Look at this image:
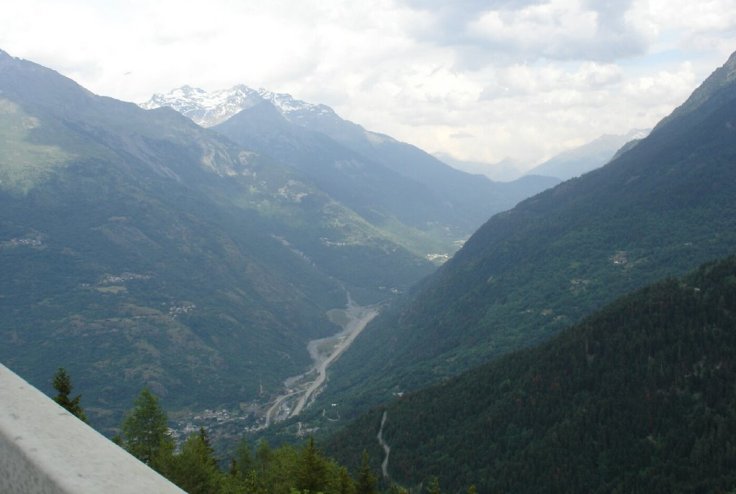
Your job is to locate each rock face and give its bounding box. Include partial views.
[140,85,288,127]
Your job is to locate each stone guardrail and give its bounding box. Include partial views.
[0,363,185,493]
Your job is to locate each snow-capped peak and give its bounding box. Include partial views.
[140,85,336,128]
[257,89,334,118]
[141,85,263,127]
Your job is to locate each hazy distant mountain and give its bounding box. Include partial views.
[313,49,736,428]
[525,129,650,181]
[145,86,559,257]
[0,49,434,430]
[434,153,525,182]
[328,255,736,492]
[213,101,464,255]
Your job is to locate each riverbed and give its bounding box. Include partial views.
[262,297,379,427]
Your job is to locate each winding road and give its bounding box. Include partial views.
[377,410,391,479]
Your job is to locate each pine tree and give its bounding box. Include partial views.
[52,367,87,422]
[256,439,273,475]
[426,477,441,494]
[355,451,378,494]
[120,388,173,469]
[337,466,356,494]
[388,483,409,494]
[296,436,328,493]
[165,429,222,494]
[234,437,254,479]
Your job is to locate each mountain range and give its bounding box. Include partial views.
[0,47,559,432]
[436,129,650,183]
[0,49,439,430]
[525,128,650,181]
[312,49,736,492]
[143,86,560,258]
[141,85,334,129]
[5,43,736,493]
[433,154,525,182]
[296,49,736,435]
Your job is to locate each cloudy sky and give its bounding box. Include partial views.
[2,0,736,171]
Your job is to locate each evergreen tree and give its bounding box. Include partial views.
[52,367,87,422]
[120,388,173,469]
[388,483,408,494]
[165,429,222,494]
[256,439,273,475]
[426,477,441,494]
[337,466,356,494]
[296,437,328,493]
[234,437,254,479]
[355,451,378,494]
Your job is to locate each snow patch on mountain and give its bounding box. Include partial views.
[257,89,332,117]
[141,85,262,127]
[141,85,335,128]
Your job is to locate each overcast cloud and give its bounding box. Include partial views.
[1,0,735,168]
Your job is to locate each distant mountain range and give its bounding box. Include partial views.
[304,49,736,435]
[525,128,650,181]
[141,85,334,129]
[433,153,525,182]
[436,129,650,183]
[143,87,560,258]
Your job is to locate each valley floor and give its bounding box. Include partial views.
[264,297,380,426]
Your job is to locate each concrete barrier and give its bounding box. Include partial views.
[0,363,185,493]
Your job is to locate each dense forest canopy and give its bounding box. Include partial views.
[327,255,736,493]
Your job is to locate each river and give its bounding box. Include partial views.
[262,297,379,427]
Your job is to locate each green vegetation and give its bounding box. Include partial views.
[120,388,172,468]
[52,367,87,422]
[116,388,389,494]
[0,98,73,193]
[7,46,736,494]
[0,49,434,433]
[327,255,736,492]
[355,451,379,494]
[317,50,736,426]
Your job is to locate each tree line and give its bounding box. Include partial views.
[52,368,473,493]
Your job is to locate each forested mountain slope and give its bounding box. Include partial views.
[319,50,736,421]
[0,49,432,430]
[328,254,736,493]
